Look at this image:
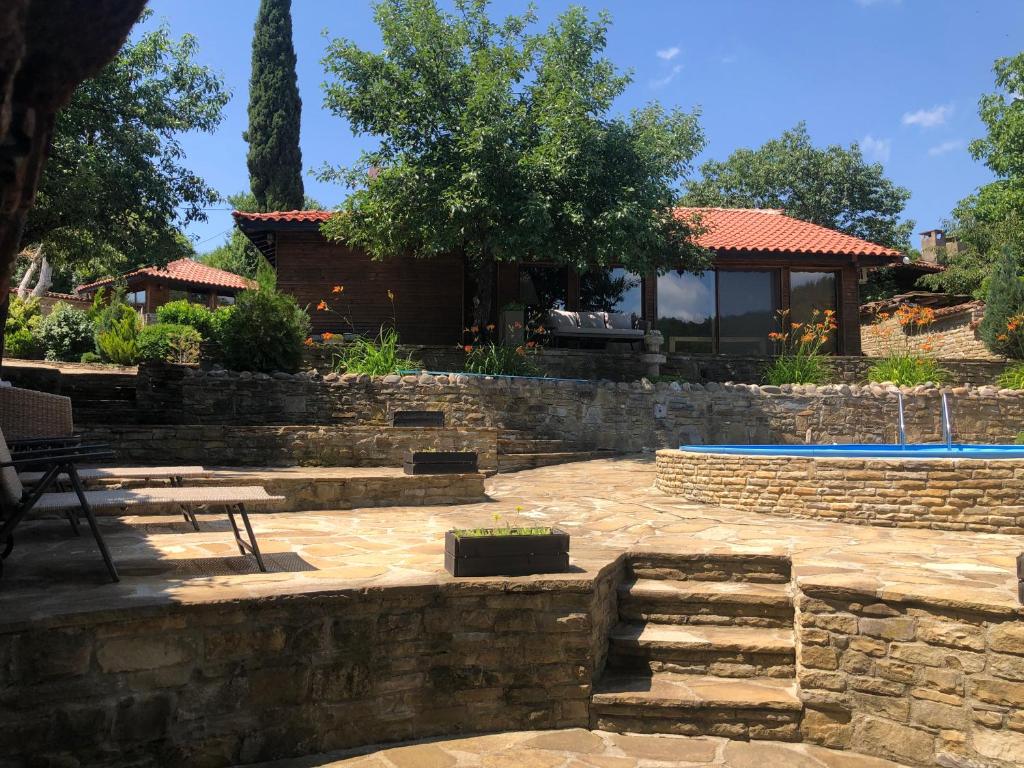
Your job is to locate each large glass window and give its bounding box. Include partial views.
[580,267,642,327]
[790,271,838,353]
[656,270,716,353]
[717,270,780,355]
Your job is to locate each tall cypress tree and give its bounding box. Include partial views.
[245,0,304,212]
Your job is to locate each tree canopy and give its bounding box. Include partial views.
[917,53,1024,298]
[245,0,304,212]
[684,123,913,251]
[20,14,229,290]
[319,0,709,324]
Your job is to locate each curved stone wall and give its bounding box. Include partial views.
[655,448,1024,535]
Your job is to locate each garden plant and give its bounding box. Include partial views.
[866,304,949,386]
[763,308,836,385]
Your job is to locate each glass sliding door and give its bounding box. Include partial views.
[790,271,839,353]
[717,270,780,355]
[656,270,716,353]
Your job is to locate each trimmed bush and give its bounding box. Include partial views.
[5,328,40,359]
[80,352,102,364]
[218,271,309,373]
[980,245,1024,358]
[4,296,43,359]
[137,323,202,365]
[156,299,218,339]
[37,302,95,362]
[96,311,141,365]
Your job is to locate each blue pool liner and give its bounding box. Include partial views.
[677,444,1024,459]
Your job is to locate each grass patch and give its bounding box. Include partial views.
[763,354,832,385]
[867,354,949,386]
[333,328,421,376]
[997,362,1024,389]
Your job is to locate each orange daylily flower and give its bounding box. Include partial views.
[486,323,496,331]
[332,285,344,294]
[317,300,328,311]
[463,345,473,353]
[303,337,314,346]
[322,332,335,341]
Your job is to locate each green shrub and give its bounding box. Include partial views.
[464,342,540,377]
[37,302,95,361]
[80,351,102,364]
[333,328,421,375]
[156,299,217,339]
[218,268,309,373]
[4,328,40,359]
[997,363,1024,389]
[763,307,835,385]
[137,323,202,365]
[96,311,141,365]
[4,296,43,358]
[867,353,949,387]
[980,245,1024,358]
[1015,431,1024,446]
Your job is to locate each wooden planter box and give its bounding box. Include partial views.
[444,529,570,577]
[404,451,478,475]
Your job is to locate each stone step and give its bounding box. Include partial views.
[618,578,793,628]
[607,622,795,679]
[627,552,792,584]
[497,451,615,473]
[590,671,801,741]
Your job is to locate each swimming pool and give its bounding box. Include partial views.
[675,443,1024,459]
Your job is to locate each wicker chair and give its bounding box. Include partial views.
[0,387,74,441]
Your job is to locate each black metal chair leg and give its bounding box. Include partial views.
[65,508,82,536]
[67,465,119,583]
[227,503,266,572]
[180,504,200,531]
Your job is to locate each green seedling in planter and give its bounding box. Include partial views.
[452,507,553,538]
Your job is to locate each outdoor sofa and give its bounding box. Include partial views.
[546,310,645,348]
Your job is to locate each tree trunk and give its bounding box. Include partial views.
[16,248,38,298]
[472,255,496,332]
[29,251,50,296]
[0,0,147,370]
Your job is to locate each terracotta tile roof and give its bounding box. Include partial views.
[674,207,902,259]
[234,206,902,260]
[232,210,331,225]
[77,258,254,293]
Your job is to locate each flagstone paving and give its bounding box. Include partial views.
[248,729,910,767]
[1,457,1022,626]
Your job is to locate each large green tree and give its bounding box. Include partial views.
[18,15,229,292]
[918,53,1024,298]
[245,0,304,212]
[320,0,709,327]
[684,123,913,250]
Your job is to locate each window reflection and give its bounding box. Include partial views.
[656,270,715,353]
[718,270,780,355]
[790,272,838,353]
[581,267,642,327]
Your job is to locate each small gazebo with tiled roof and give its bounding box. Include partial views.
[77,258,255,315]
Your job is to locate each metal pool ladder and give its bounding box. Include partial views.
[897,391,907,448]
[940,391,954,449]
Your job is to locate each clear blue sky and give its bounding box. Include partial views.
[142,0,1024,254]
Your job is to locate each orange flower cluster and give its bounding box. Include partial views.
[896,304,935,328]
[769,308,836,357]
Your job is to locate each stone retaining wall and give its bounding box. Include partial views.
[797,584,1024,768]
[0,574,616,768]
[655,449,1024,535]
[135,365,1024,454]
[82,424,498,471]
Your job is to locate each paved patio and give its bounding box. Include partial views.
[1,457,1021,627]
[250,729,908,767]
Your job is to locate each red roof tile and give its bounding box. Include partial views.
[232,210,332,224]
[234,207,902,260]
[674,207,902,259]
[77,259,255,293]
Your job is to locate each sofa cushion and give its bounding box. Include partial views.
[605,312,635,330]
[548,310,579,330]
[578,311,606,329]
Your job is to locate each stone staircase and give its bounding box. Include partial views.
[591,552,802,741]
[497,430,616,473]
